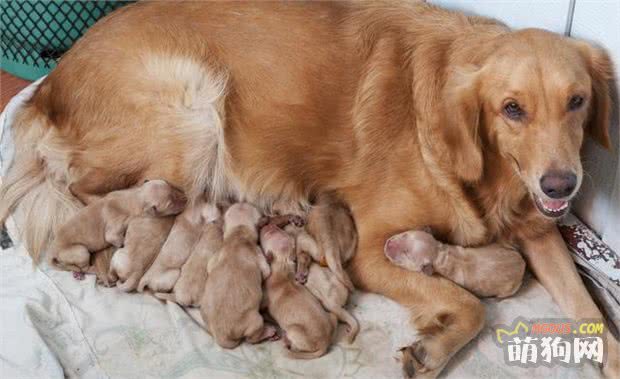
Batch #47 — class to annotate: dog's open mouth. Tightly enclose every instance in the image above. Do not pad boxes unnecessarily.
[533,195,570,218]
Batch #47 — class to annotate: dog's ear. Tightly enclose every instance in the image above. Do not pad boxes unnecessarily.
[441,66,484,182]
[574,40,614,149]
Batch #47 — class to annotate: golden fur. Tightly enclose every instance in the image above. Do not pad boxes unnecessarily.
[109,216,174,293]
[139,202,221,295]
[47,180,185,272]
[201,203,273,348]
[0,1,616,376]
[261,223,337,359]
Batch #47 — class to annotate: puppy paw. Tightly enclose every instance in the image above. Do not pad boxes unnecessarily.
[295,270,308,284]
[264,324,280,341]
[289,215,305,227]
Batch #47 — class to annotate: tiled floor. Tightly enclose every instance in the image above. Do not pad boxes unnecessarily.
[1,71,31,112]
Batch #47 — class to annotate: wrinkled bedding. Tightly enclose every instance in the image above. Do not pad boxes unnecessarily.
[0,81,609,379]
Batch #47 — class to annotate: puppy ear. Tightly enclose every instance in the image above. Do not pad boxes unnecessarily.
[441,66,484,182]
[574,40,614,149]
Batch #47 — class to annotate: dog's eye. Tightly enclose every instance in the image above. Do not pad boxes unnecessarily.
[503,101,525,121]
[568,95,584,111]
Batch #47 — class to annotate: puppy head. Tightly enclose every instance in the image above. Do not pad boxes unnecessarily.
[260,223,296,267]
[223,202,263,234]
[443,29,613,219]
[384,230,439,275]
[140,180,187,216]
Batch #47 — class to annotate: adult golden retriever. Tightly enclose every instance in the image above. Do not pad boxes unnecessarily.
[1,1,617,377]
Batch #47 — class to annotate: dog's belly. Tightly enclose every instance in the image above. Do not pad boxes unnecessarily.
[32,1,489,247]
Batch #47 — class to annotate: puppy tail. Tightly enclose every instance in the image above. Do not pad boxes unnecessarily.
[324,246,355,291]
[0,106,81,262]
[333,307,360,344]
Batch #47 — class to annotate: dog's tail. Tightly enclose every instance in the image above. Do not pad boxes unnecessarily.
[332,307,360,344]
[0,105,81,262]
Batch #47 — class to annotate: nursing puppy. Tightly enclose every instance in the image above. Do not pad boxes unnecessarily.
[155,204,223,306]
[261,222,336,359]
[286,194,357,289]
[385,229,526,298]
[138,201,220,294]
[109,216,175,292]
[7,2,617,376]
[48,180,186,272]
[296,251,359,343]
[201,203,275,348]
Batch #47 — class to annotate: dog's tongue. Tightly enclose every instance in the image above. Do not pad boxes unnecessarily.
[542,199,567,210]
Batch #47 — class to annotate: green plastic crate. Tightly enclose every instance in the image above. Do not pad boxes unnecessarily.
[1,0,132,80]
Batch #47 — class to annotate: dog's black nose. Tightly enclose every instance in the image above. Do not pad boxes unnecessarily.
[540,171,577,199]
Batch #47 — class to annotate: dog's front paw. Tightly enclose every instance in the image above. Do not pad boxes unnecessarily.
[400,338,447,379]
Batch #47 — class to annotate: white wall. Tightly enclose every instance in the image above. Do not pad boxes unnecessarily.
[429,0,572,33]
[569,0,620,249]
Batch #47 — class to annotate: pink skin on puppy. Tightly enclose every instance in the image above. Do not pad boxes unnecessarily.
[384,229,526,298]
[384,229,438,276]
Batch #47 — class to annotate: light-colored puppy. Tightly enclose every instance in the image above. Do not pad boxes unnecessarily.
[47,180,186,272]
[297,251,359,343]
[201,203,275,348]
[109,216,175,292]
[384,229,526,298]
[155,204,223,306]
[286,194,357,290]
[138,201,220,293]
[261,223,336,359]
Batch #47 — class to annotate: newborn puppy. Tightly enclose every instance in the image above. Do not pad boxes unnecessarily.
[384,229,526,298]
[298,251,360,343]
[48,180,186,272]
[201,203,275,348]
[261,223,336,359]
[138,201,220,293]
[154,203,223,306]
[287,193,357,290]
[109,216,175,292]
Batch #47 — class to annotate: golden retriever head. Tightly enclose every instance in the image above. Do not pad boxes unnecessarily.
[443,29,614,219]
